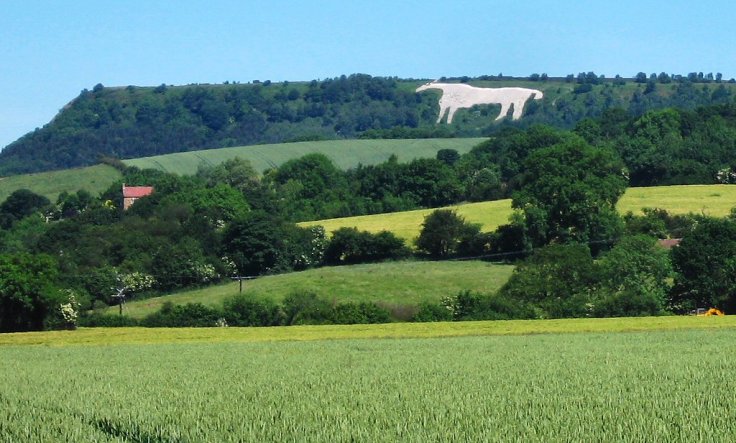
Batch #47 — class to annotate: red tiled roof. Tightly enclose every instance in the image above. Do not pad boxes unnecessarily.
[657,238,681,249]
[123,186,154,198]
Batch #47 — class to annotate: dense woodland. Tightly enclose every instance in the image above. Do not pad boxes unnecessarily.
[3,95,736,330]
[2,72,736,175]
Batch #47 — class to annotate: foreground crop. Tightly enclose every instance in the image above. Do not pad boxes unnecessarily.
[1,319,735,441]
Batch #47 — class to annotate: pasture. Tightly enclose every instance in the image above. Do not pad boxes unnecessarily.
[108,260,514,319]
[302,184,736,241]
[123,138,486,175]
[0,164,121,202]
[1,317,735,441]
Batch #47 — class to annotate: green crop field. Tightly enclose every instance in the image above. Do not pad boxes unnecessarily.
[1,317,735,441]
[123,138,486,175]
[302,184,736,241]
[0,138,485,202]
[108,260,514,319]
[0,164,122,203]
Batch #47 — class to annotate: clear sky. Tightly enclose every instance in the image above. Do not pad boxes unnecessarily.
[1,0,735,150]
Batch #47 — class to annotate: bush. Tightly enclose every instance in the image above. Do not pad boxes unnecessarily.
[222,294,283,326]
[448,290,535,321]
[78,313,140,327]
[330,302,391,324]
[412,302,453,322]
[323,227,410,265]
[282,291,333,325]
[141,302,222,327]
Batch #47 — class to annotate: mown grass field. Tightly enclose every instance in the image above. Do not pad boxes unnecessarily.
[123,138,486,175]
[1,317,735,441]
[0,164,121,202]
[108,260,514,319]
[303,184,736,241]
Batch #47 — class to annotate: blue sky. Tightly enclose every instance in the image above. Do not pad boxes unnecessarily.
[1,0,735,150]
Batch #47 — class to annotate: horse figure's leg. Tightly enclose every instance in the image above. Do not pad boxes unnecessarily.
[495,102,510,121]
[512,97,527,120]
[437,97,449,123]
[446,106,460,124]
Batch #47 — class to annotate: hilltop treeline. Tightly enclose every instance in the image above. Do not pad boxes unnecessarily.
[2,72,735,175]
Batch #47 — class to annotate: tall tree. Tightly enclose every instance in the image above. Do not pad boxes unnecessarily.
[511,136,627,250]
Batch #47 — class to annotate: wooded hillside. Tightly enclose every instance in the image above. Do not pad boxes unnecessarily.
[2,72,735,175]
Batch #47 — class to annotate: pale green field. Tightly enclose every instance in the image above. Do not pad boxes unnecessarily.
[123,138,486,175]
[303,184,736,241]
[0,164,121,202]
[1,319,736,441]
[109,260,514,319]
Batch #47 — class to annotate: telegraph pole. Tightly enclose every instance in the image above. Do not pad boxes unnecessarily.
[230,276,256,294]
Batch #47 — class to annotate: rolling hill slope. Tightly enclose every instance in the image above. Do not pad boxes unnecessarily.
[109,260,515,319]
[300,184,736,240]
[122,138,485,175]
[0,138,484,201]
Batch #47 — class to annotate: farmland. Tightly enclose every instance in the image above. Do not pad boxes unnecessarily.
[0,138,484,201]
[1,318,735,441]
[122,138,486,175]
[302,184,736,241]
[108,260,514,319]
[0,164,121,203]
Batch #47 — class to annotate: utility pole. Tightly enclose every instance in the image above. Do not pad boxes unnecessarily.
[111,287,127,315]
[230,276,256,294]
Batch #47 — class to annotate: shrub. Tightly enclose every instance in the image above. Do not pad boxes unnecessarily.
[323,228,409,265]
[448,290,536,321]
[78,313,140,327]
[282,291,333,325]
[141,302,222,327]
[330,302,391,324]
[222,294,283,326]
[412,302,453,322]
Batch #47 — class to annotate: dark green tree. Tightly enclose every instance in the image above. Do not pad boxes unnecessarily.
[594,235,673,317]
[415,209,482,258]
[512,137,627,250]
[670,217,736,312]
[498,243,597,318]
[0,253,61,332]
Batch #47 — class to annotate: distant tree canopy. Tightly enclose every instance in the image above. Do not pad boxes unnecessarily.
[2,73,736,175]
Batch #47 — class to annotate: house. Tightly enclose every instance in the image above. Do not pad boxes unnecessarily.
[656,238,681,249]
[122,184,154,210]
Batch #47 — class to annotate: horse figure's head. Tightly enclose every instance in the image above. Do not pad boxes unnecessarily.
[416,81,438,93]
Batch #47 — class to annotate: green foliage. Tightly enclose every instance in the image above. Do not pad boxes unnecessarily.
[594,235,673,317]
[0,189,50,229]
[323,227,410,265]
[78,312,140,327]
[0,253,61,332]
[415,209,484,258]
[499,243,598,318]
[329,302,391,324]
[670,217,736,312]
[141,302,222,327]
[222,294,283,327]
[281,291,333,325]
[512,137,627,249]
[412,302,453,322]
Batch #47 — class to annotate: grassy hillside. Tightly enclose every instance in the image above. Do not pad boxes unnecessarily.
[123,138,486,175]
[302,184,736,240]
[0,138,484,201]
[108,260,514,319]
[0,164,121,203]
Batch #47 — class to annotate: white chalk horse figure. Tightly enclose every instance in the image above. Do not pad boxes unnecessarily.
[416,81,543,123]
